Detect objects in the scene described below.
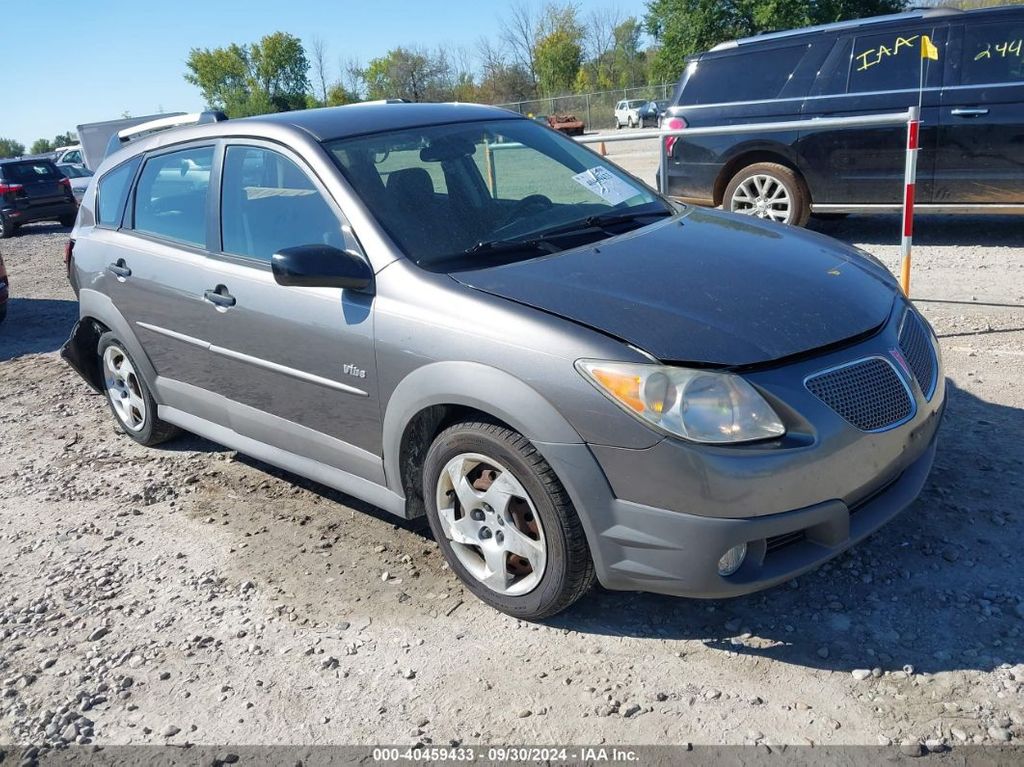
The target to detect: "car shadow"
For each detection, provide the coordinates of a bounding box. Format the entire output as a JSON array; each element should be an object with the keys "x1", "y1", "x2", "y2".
[
  {"x1": 7, "y1": 221, "x2": 73, "y2": 237},
  {"x1": 551, "y1": 380, "x2": 1024, "y2": 676},
  {"x1": 808, "y1": 213, "x2": 1024, "y2": 247},
  {"x1": 0, "y1": 297, "x2": 78, "y2": 361}
]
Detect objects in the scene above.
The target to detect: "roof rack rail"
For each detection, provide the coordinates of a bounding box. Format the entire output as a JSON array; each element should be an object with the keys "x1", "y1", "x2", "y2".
[
  {"x1": 103, "y1": 111, "x2": 228, "y2": 160},
  {"x1": 710, "y1": 8, "x2": 963, "y2": 51}
]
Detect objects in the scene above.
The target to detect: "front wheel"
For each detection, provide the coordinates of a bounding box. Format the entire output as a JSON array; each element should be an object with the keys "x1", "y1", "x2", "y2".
[
  {"x1": 98, "y1": 333, "x2": 179, "y2": 446},
  {"x1": 423, "y1": 421, "x2": 595, "y2": 620},
  {"x1": 723, "y1": 162, "x2": 810, "y2": 227}
]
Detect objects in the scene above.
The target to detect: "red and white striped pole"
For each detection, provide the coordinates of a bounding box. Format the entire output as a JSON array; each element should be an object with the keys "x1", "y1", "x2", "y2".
[{"x1": 900, "y1": 106, "x2": 921, "y2": 296}]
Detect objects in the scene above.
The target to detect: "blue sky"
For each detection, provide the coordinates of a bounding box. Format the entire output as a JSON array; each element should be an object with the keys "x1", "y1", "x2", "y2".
[{"x1": 7, "y1": 0, "x2": 651, "y2": 146}]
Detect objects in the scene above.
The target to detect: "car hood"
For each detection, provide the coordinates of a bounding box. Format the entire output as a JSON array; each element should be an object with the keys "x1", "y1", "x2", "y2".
[{"x1": 451, "y1": 207, "x2": 899, "y2": 367}]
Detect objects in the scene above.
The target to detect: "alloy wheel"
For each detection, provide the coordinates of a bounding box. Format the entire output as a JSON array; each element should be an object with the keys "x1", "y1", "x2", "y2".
[
  {"x1": 102, "y1": 346, "x2": 147, "y2": 432},
  {"x1": 435, "y1": 453, "x2": 547, "y2": 596},
  {"x1": 730, "y1": 174, "x2": 792, "y2": 223}
]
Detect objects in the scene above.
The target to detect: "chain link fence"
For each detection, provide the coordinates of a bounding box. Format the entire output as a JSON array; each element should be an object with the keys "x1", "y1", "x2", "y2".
[{"x1": 496, "y1": 84, "x2": 676, "y2": 132}]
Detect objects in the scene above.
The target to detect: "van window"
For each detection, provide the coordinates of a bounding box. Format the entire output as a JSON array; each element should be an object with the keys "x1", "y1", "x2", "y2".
[
  {"x1": 849, "y1": 29, "x2": 938, "y2": 93},
  {"x1": 221, "y1": 146, "x2": 342, "y2": 262},
  {"x1": 681, "y1": 45, "x2": 807, "y2": 105},
  {"x1": 961, "y1": 21, "x2": 1024, "y2": 85},
  {"x1": 96, "y1": 157, "x2": 140, "y2": 227},
  {"x1": 133, "y1": 146, "x2": 213, "y2": 248}
]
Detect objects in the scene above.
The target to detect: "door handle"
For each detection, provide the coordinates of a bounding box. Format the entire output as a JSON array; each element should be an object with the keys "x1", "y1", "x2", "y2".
[
  {"x1": 950, "y1": 107, "x2": 989, "y2": 118},
  {"x1": 107, "y1": 261, "x2": 131, "y2": 278},
  {"x1": 203, "y1": 287, "x2": 236, "y2": 308}
]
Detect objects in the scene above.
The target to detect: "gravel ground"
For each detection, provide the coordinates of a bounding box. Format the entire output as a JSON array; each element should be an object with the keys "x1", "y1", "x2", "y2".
[{"x1": 0, "y1": 203, "x2": 1022, "y2": 758}]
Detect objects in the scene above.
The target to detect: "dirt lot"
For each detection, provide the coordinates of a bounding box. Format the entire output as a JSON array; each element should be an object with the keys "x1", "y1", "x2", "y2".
[{"x1": 1, "y1": 190, "x2": 1023, "y2": 756}]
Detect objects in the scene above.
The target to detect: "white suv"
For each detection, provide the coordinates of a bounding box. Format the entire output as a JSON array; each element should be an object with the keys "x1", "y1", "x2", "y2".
[{"x1": 613, "y1": 100, "x2": 647, "y2": 129}]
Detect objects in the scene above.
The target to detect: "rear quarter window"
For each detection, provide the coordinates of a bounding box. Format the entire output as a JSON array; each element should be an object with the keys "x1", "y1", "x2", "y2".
[
  {"x1": 681, "y1": 45, "x2": 808, "y2": 105},
  {"x1": 96, "y1": 157, "x2": 141, "y2": 227}
]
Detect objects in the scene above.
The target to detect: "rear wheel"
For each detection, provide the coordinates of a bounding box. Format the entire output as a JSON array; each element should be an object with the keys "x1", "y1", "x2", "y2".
[
  {"x1": 59, "y1": 215, "x2": 76, "y2": 227},
  {"x1": 98, "y1": 333, "x2": 179, "y2": 446},
  {"x1": 724, "y1": 162, "x2": 810, "y2": 227},
  {"x1": 627, "y1": 116, "x2": 636, "y2": 128},
  {"x1": 423, "y1": 421, "x2": 595, "y2": 620},
  {"x1": 0, "y1": 215, "x2": 12, "y2": 239}
]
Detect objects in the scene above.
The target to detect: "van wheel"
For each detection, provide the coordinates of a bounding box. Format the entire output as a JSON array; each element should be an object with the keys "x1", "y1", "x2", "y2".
[
  {"x1": 423, "y1": 421, "x2": 595, "y2": 620},
  {"x1": 98, "y1": 333, "x2": 179, "y2": 446},
  {"x1": 724, "y1": 162, "x2": 810, "y2": 227}
]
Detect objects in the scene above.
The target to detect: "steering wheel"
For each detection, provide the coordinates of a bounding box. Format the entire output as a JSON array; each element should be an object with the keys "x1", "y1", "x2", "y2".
[{"x1": 495, "y1": 194, "x2": 554, "y2": 233}]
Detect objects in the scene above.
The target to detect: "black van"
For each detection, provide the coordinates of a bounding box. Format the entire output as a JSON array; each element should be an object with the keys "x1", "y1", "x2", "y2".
[{"x1": 662, "y1": 6, "x2": 1024, "y2": 226}]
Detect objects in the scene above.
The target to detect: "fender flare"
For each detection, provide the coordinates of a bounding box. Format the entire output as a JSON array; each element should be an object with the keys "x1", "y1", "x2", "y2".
[
  {"x1": 381, "y1": 361, "x2": 583, "y2": 495},
  {"x1": 78, "y1": 288, "x2": 160, "y2": 395}
]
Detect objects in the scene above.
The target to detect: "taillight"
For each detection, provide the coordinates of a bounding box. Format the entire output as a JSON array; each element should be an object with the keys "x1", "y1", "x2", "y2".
[
  {"x1": 58, "y1": 177, "x2": 72, "y2": 191},
  {"x1": 0, "y1": 183, "x2": 24, "y2": 194},
  {"x1": 664, "y1": 117, "x2": 687, "y2": 155},
  {"x1": 65, "y1": 239, "x2": 75, "y2": 273}
]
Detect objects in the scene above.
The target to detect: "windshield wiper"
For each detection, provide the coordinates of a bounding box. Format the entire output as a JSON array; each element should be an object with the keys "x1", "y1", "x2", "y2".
[
  {"x1": 464, "y1": 238, "x2": 555, "y2": 255},
  {"x1": 536, "y1": 207, "x2": 673, "y2": 238}
]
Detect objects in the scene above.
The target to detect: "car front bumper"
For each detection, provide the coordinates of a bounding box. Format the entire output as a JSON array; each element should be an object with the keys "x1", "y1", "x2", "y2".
[{"x1": 539, "y1": 301, "x2": 945, "y2": 598}]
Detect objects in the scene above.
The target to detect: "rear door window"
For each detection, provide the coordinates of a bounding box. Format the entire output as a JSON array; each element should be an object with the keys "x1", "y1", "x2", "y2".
[
  {"x1": 96, "y1": 157, "x2": 141, "y2": 227},
  {"x1": 848, "y1": 28, "x2": 939, "y2": 93},
  {"x1": 133, "y1": 146, "x2": 213, "y2": 248},
  {"x1": 961, "y1": 21, "x2": 1024, "y2": 85},
  {"x1": 683, "y1": 45, "x2": 808, "y2": 104}
]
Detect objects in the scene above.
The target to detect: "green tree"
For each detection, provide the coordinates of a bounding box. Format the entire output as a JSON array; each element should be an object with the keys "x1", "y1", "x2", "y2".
[
  {"x1": 0, "y1": 138, "x2": 25, "y2": 159},
  {"x1": 533, "y1": 4, "x2": 585, "y2": 96},
  {"x1": 31, "y1": 138, "x2": 55, "y2": 154},
  {"x1": 326, "y1": 83, "x2": 360, "y2": 106},
  {"x1": 53, "y1": 131, "x2": 77, "y2": 147},
  {"x1": 362, "y1": 47, "x2": 459, "y2": 102},
  {"x1": 185, "y1": 32, "x2": 310, "y2": 117},
  {"x1": 612, "y1": 17, "x2": 646, "y2": 88},
  {"x1": 645, "y1": 0, "x2": 905, "y2": 82}
]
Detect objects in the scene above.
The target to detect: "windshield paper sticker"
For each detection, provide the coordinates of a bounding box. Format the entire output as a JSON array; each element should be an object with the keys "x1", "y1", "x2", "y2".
[{"x1": 571, "y1": 166, "x2": 636, "y2": 205}]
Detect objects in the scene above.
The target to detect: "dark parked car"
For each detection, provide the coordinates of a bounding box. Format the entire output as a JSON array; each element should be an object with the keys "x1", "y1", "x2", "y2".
[
  {"x1": 662, "y1": 6, "x2": 1024, "y2": 226},
  {"x1": 0, "y1": 158, "x2": 78, "y2": 237},
  {"x1": 62, "y1": 102, "x2": 942, "y2": 619}
]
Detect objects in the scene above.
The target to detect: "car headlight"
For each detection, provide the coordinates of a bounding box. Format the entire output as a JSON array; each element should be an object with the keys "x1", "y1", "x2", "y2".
[{"x1": 576, "y1": 360, "x2": 785, "y2": 444}]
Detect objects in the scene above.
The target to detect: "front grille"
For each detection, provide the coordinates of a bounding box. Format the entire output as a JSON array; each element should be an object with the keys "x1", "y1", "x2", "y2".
[
  {"x1": 899, "y1": 310, "x2": 937, "y2": 400},
  {"x1": 805, "y1": 357, "x2": 913, "y2": 432}
]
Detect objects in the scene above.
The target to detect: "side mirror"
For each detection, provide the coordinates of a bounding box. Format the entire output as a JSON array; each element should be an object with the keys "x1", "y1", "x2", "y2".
[{"x1": 271, "y1": 244, "x2": 374, "y2": 291}]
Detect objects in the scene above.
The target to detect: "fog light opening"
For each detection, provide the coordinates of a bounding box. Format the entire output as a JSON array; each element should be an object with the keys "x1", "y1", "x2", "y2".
[{"x1": 717, "y1": 543, "x2": 748, "y2": 577}]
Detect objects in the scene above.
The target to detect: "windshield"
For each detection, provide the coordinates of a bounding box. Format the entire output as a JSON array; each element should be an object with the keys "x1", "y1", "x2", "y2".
[{"x1": 323, "y1": 118, "x2": 670, "y2": 269}]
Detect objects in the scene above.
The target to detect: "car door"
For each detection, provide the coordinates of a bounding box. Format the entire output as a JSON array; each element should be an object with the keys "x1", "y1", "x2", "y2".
[
  {"x1": 934, "y1": 17, "x2": 1024, "y2": 204},
  {"x1": 194, "y1": 141, "x2": 383, "y2": 483},
  {"x1": 799, "y1": 25, "x2": 947, "y2": 206},
  {"x1": 97, "y1": 143, "x2": 232, "y2": 427}
]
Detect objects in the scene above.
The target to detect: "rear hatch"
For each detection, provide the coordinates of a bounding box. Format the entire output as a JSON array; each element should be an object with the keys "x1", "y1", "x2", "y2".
[{"x1": 1, "y1": 161, "x2": 69, "y2": 209}]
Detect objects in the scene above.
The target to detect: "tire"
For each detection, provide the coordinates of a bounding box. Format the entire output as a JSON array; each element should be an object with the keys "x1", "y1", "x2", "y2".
[
  {"x1": 627, "y1": 116, "x2": 635, "y2": 128},
  {"x1": 423, "y1": 420, "x2": 595, "y2": 620},
  {"x1": 615, "y1": 119, "x2": 622, "y2": 130},
  {"x1": 0, "y1": 215, "x2": 12, "y2": 239},
  {"x1": 97, "y1": 333, "x2": 179, "y2": 446},
  {"x1": 59, "y1": 215, "x2": 76, "y2": 227},
  {"x1": 723, "y1": 162, "x2": 810, "y2": 227}
]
